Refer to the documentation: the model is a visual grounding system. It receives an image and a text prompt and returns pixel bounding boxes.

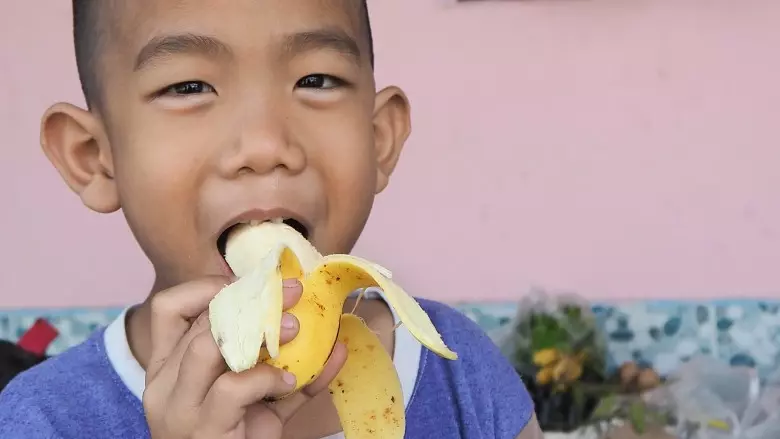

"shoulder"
[417,297,495,343]
[417,297,515,368]
[411,298,536,438]
[0,330,143,438]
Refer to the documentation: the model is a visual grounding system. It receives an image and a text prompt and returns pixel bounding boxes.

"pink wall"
[2,0,779,309]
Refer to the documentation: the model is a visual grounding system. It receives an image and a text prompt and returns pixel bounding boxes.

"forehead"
[111,0,364,63]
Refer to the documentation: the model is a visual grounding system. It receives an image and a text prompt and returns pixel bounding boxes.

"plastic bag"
[491,288,607,379]
[645,357,780,439]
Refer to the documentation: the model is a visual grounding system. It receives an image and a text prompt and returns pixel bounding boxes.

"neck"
[125,276,168,371]
[126,297,154,370]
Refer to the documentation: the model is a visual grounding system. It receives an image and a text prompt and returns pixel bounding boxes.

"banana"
[329,314,405,437]
[532,348,561,368]
[208,221,457,438]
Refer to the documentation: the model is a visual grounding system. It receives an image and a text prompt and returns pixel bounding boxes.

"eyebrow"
[134,28,363,72]
[134,33,231,71]
[281,28,363,65]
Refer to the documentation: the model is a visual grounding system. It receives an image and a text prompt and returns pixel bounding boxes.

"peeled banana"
[208,221,457,438]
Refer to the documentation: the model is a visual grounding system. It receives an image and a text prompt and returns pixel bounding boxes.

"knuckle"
[186,332,216,361]
[149,292,174,316]
[145,395,193,437]
[211,374,242,399]
[190,312,211,332]
[254,366,281,394]
[141,392,157,414]
[142,390,166,426]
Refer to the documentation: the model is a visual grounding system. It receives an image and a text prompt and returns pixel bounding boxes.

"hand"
[142,276,347,439]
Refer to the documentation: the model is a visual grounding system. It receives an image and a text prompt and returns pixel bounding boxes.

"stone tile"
[714,300,780,380]
[2,299,779,380]
[593,302,717,376]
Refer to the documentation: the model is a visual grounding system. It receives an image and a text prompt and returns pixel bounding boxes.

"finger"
[201,365,297,430]
[170,310,299,407]
[145,311,210,393]
[267,342,348,423]
[169,321,227,408]
[147,276,230,379]
[279,312,299,345]
[282,279,303,310]
[301,342,348,397]
[142,312,212,420]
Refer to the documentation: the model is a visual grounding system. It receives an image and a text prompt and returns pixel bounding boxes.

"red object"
[17,319,59,356]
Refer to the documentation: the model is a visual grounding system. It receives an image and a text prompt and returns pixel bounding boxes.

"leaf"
[535,314,558,328]
[531,325,568,351]
[564,306,582,321]
[590,395,618,420]
[629,400,646,434]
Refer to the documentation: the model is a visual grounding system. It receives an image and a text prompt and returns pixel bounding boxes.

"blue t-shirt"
[0,298,534,438]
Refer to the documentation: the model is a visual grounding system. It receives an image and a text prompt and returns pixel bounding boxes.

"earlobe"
[40,103,120,213]
[372,86,412,194]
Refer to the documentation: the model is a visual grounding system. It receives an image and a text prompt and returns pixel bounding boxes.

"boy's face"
[41,0,411,290]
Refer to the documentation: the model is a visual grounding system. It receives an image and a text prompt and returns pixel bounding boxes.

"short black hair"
[72,0,375,109]
[72,0,110,109]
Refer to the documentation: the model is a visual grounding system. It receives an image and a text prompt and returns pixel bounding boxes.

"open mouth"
[216,217,309,260]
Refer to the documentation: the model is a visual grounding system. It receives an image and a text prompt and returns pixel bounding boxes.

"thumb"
[265,342,348,423]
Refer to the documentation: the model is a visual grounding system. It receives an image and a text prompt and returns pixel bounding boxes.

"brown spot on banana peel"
[328,314,405,438]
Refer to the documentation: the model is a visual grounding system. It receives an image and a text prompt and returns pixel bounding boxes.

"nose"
[217,104,306,178]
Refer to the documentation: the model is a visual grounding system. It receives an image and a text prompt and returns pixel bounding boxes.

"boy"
[0,0,542,437]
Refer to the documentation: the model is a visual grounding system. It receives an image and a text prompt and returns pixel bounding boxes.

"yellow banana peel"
[533,348,561,368]
[536,367,554,385]
[552,357,583,383]
[208,221,457,438]
[329,314,405,437]
[706,419,731,431]
[533,348,586,390]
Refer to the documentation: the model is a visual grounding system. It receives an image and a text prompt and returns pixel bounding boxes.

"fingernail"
[282,371,297,386]
[281,313,296,329]
[282,279,300,288]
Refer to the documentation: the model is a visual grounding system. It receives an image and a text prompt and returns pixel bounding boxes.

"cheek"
[112,111,214,218]
[112,143,205,274]
[312,128,376,202]
[114,137,202,215]
[318,148,377,252]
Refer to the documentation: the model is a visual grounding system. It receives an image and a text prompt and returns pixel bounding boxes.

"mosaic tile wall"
[2,299,779,379]
[0,308,122,356]
[454,299,780,380]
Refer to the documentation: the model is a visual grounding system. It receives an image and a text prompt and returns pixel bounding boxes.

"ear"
[40,103,120,213]
[372,86,412,194]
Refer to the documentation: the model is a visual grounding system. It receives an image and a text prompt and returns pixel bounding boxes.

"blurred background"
[2,0,779,309]
[3,1,780,437]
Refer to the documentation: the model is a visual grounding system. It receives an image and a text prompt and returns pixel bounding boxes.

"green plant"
[501,297,672,435]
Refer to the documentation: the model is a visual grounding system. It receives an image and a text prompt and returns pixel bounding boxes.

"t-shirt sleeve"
[430,302,538,438]
[0,373,60,439]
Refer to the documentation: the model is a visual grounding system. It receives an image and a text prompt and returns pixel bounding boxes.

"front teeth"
[248,218,286,226]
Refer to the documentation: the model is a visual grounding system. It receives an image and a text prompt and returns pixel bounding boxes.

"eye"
[160,81,216,96]
[296,74,345,90]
